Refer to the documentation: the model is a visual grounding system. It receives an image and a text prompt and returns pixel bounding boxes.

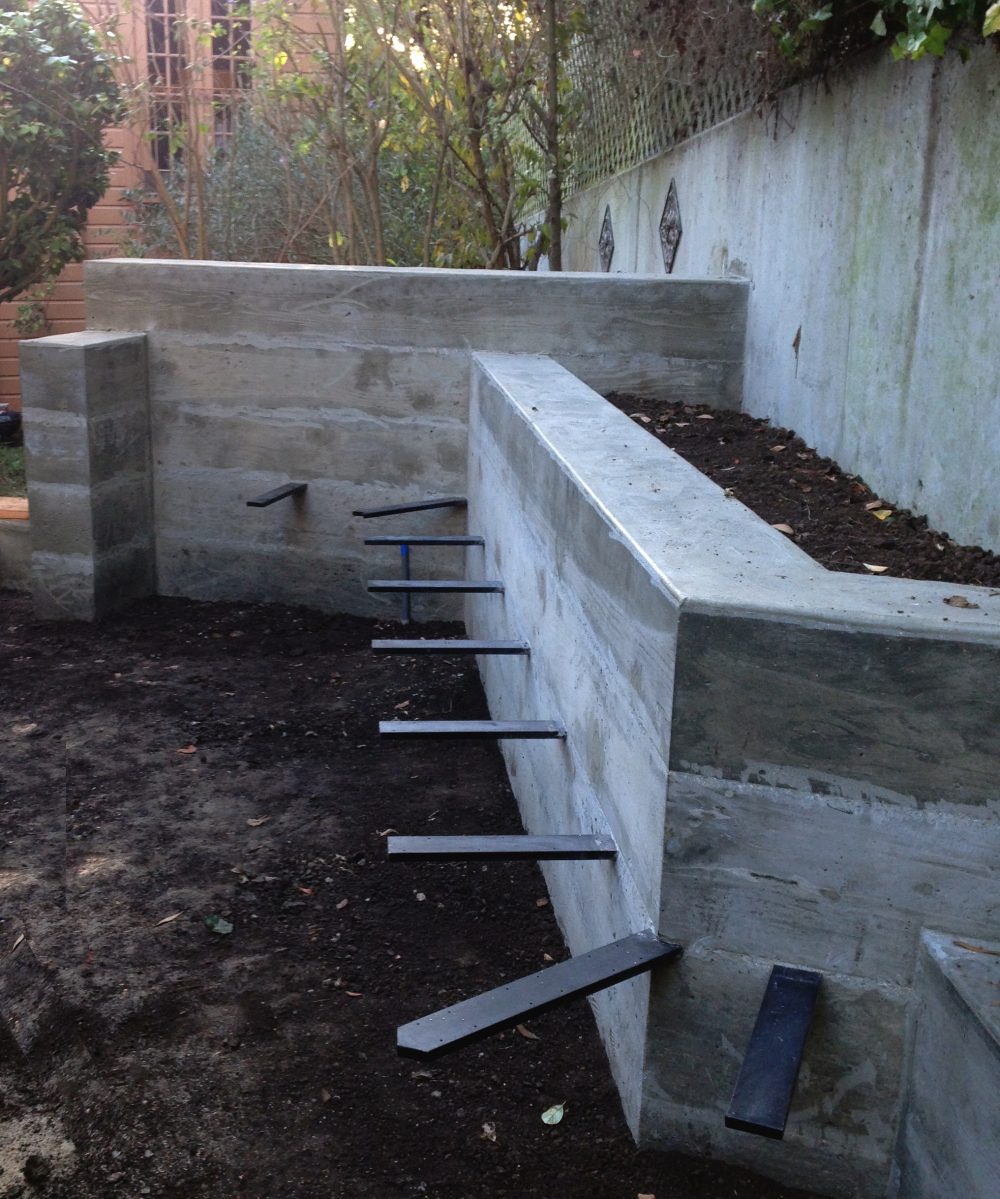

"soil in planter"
[0,593,820,1199]
[608,394,1000,589]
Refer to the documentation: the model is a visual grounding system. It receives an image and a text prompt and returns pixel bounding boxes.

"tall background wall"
[558,45,1000,557]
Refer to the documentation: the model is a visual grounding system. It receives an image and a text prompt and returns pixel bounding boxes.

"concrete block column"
[19,331,153,620]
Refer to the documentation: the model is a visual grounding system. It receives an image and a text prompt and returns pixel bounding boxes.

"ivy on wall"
[753,0,1000,62]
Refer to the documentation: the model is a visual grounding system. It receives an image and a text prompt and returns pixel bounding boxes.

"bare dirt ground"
[0,592,820,1199]
[609,393,1000,588]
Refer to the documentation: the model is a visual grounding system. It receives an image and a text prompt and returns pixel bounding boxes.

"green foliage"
[0,444,27,498]
[0,0,121,304]
[752,0,999,62]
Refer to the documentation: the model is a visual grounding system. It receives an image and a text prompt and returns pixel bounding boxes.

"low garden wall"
[466,352,1000,1198]
[19,261,747,620]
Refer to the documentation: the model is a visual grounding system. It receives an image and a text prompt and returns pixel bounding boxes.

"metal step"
[725,965,822,1139]
[353,496,467,518]
[247,482,307,507]
[364,535,484,547]
[387,834,617,861]
[380,720,565,740]
[397,931,682,1059]
[368,579,503,594]
[371,639,529,655]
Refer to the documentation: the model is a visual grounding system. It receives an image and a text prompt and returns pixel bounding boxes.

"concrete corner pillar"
[19,331,153,621]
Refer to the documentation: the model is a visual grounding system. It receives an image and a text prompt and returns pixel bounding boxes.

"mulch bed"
[608,394,1000,588]
[0,593,819,1199]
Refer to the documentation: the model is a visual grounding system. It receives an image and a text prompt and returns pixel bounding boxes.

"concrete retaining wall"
[895,931,1000,1199]
[0,519,31,592]
[467,352,1000,1198]
[20,332,154,621]
[557,45,1000,557]
[36,260,747,619]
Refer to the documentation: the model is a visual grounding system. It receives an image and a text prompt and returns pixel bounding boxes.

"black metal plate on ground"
[371,639,529,655]
[725,965,822,1139]
[364,535,485,546]
[397,931,681,1059]
[387,835,617,861]
[352,496,468,518]
[246,482,308,507]
[379,720,565,739]
[367,579,503,594]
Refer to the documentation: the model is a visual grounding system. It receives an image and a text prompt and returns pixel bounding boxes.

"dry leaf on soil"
[176,744,197,755]
[247,815,271,828]
[156,912,182,926]
[541,1103,565,1126]
[771,523,795,535]
[516,1024,540,1041]
[863,563,889,574]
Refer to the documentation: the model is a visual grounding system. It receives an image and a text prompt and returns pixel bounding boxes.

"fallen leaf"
[771,523,795,535]
[394,700,411,711]
[246,815,271,828]
[176,744,197,755]
[695,413,714,421]
[864,500,884,511]
[863,563,889,574]
[872,508,894,521]
[336,898,349,910]
[516,1024,540,1041]
[376,828,399,837]
[943,595,980,610]
[481,1121,497,1143]
[12,933,24,950]
[297,886,314,896]
[638,1193,656,1198]
[535,897,549,908]
[673,421,689,428]
[542,953,554,962]
[345,991,362,998]
[12,722,38,736]
[204,914,233,935]
[156,912,182,926]
[769,444,786,452]
[954,939,1000,957]
[541,1103,565,1125]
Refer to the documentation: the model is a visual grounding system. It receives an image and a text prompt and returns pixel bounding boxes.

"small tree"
[0,0,120,304]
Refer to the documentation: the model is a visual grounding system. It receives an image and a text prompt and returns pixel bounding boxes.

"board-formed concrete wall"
[895,931,1000,1199]
[557,45,1000,559]
[466,352,1000,1198]
[40,260,746,619]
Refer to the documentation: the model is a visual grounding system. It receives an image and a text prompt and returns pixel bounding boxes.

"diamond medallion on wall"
[659,179,682,273]
[598,206,614,272]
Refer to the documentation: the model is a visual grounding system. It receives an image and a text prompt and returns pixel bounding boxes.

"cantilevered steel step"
[368,579,503,594]
[247,482,307,507]
[371,639,529,655]
[388,834,617,861]
[353,496,467,518]
[397,931,681,1059]
[725,965,822,1139]
[380,720,565,740]
[364,535,485,547]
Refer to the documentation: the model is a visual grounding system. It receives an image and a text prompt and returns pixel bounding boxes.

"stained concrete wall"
[67,260,747,618]
[895,931,1000,1199]
[466,352,1000,1197]
[558,45,1000,557]
[0,520,30,592]
[19,333,153,620]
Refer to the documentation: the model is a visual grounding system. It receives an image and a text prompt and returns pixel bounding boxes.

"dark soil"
[608,394,1000,588]
[0,593,819,1199]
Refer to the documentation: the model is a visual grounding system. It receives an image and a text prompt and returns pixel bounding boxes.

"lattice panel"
[566,0,799,193]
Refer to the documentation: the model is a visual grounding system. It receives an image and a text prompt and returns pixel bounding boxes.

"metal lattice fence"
[566,0,799,192]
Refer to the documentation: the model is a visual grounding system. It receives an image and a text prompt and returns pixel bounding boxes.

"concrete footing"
[0,517,31,592]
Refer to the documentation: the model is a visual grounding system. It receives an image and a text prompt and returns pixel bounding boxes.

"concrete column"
[19,331,153,620]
